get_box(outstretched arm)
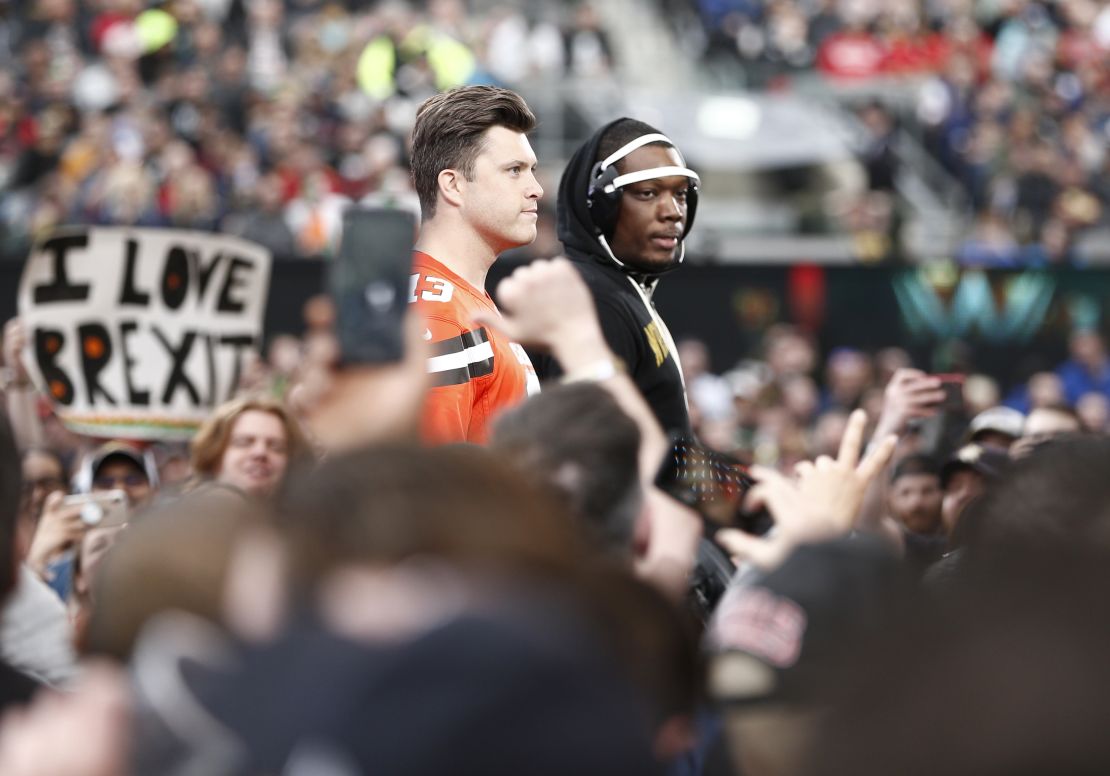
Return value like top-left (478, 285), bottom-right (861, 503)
top-left (476, 258), bottom-right (668, 484)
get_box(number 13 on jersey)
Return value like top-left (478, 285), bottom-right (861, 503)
top-left (409, 273), bottom-right (455, 304)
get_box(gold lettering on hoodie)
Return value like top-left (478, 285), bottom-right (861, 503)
top-left (644, 322), bottom-right (668, 367)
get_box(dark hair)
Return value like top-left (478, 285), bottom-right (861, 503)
top-left (489, 383), bottom-right (642, 554)
top-left (891, 454), bottom-right (940, 484)
top-left (275, 443), bottom-right (586, 589)
top-left (0, 414), bottom-right (19, 602)
top-left (968, 434), bottom-right (1110, 553)
top-left (411, 86), bottom-right (536, 219)
top-left (802, 547), bottom-right (1110, 776)
top-left (85, 490), bottom-right (261, 660)
top-left (596, 118), bottom-right (669, 171)
top-left (584, 565), bottom-right (704, 725)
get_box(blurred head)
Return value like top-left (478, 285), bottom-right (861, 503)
top-left (411, 86), bottom-right (540, 250)
top-left (968, 435), bottom-right (1110, 555)
top-left (1012, 404), bottom-right (1082, 458)
top-left (764, 326), bottom-right (816, 378)
top-left (802, 549), bottom-right (1110, 776)
top-left (811, 410), bottom-right (850, 459)
top-left (85, 442), bottom-right (157, 509)
top-left (962, 374), bottom-right (1001, 417)
top-left (713, 537), bottom-right (907, 776)
top-left (489, 383), bottom-right (642, 556)
top-left (889, 455), bottom-right (943, 535)
top-left (1069, 329), bottom-right (1106, 370)
top-left (83, 490), bottom-right (261, 660)
top-left (1076, 392), bottom-right (1109, 433)
top-left (825, 349), bottom-right (872, 407)
top-left (191, 395), bottom-right (311, 499)
top-left (966, 406), bottom-right (1025, 450)
top-left (781, 375), bottom-right (819, 425)
top-left (940, 444), bottom-right (1009, 537)
top-left (275, 444), bottom-right (585, 591)
top-left (1027, 371), bottom-right (1065, 409)
top-left (20, 447), bottom-right (67, 524)
top-left (677, 338), bottom-right (711, 382)
top-left (875, 348), bottom-right (912, 385)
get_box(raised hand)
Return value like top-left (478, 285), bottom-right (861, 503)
top-left (874, 368), bottom-right (946, 437)
top-left (474, 257), bottom-right (609, 367)
top-left (715, 409), bottom-right (898, 570)
top-left (26, 491), bottom-right (85, 579)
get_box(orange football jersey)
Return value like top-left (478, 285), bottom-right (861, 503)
top-left (410, 251), bottom-right (539, 444)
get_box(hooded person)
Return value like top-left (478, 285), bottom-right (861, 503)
top-left (538, 118), bottom-right (700, 437)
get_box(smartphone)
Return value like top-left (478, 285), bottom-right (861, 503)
top-left (654, 436), bottom-right (760, 534)
top-left (915, 373), bottom-right (968, 458)
top-left (63, 490), bottom-right (129, 528)
top-left (329, 206), bottom-right (417, 365)
top-left (933, 373), bottom-right (965, 412)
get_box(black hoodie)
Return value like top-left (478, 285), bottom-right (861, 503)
top-left (540, 119), bottom-right (691, 436)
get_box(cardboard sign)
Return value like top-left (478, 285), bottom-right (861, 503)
top-left (18, 227), bottom-right (272, 440)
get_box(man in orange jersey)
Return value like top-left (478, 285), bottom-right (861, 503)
top-left (408, 86), bottom-right (542, 444)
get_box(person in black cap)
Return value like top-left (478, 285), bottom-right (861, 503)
top-left (939, 442), bottom-right (1010, 541)
top-left (539, 118), bottom-right (700, 436)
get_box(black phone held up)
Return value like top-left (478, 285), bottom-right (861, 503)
top-left (329, 207), bottom-right (417, 366)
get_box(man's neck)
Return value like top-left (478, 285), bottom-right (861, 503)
top-left (415, 218), bottom-right (499, 291)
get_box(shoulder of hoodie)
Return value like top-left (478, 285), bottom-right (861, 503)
top-left (566, 258), bottom-right (652, 339)
top-left (567, 255), bottom-right (639, 298)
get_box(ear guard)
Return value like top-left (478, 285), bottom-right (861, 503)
top-left (586, 133), bottom-right (700, 241)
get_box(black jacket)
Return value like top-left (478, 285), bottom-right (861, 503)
top-left (540, 120), bottom-right (692, 437)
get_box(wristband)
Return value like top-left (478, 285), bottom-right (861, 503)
top-left (560, 356), bottom-right (626, 384)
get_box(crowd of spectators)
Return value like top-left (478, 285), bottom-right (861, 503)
top-left (2, 253), bottom-right (1110, 774)
top-left (680, 322), bottom-right (1110, 466)
top-left (0, 0), bottom-right (613, 261)
top-left (678, 0), bottom-right (1110, 265)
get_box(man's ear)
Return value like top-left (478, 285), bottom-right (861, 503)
top-left (437, 169), bottom-right (465, 210)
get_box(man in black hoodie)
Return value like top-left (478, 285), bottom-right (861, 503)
top-left (546, 118), bottom-right (700, 436)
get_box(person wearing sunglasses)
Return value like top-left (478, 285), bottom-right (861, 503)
top-left (83, 442), bottom-right (158, 511)
top-left (28, 442), bottom-right (158, 600)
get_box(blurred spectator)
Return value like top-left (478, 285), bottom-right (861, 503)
top-left (888, 454), bottom-right (942, 538)
top-left (0, 0), bottom-right (601, 262)
top-left (965, 406), bottom-right (1025, 450)
top-left (677, 0), bottom-right (1109, 263)
top-left (222, 172), bottom-right (299, 261)
top-left (820, 347), bottom-right (872, 412)
top-left (1056, 330), bottom-right (1110, 406)
top-left (961, 373), bottom-right (1001, 417)
top-left (939, 442), bottom-right (1009, 540)
top-left (16, 448), bottom-right (67, 550)
top-left (1076, 391), bottom-right (1110, 433)
top-left (679, 338), bottom-right (734, 425)
top-left (564, 3), bottom-right (613, 78)
top-left (1011, 403), bottom-right (1082, 458)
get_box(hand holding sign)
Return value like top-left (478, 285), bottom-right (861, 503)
top-left (2, 319), bottom-right (32, 388)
